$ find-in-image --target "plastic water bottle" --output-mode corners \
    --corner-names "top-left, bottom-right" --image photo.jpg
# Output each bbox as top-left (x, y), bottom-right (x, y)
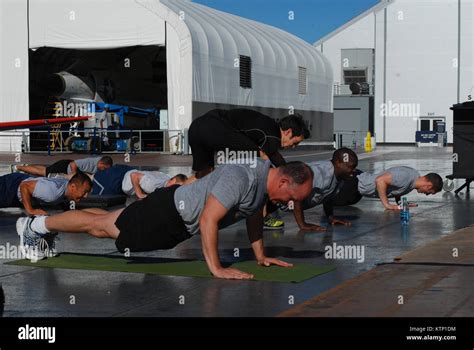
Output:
top-left (400, 197), bottom-right (410, 224)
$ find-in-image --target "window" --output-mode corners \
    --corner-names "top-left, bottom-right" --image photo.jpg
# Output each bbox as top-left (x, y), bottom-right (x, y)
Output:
top-left (239, 55), bottom-right (252, 88)
top-left (420, 120), bottom-right (431, 131)
top-left (298, 66), bottom-right (307, 95)
top-left (419, 118), bottom-right (446, 132)
top-left (343, 69), bottom-right (367, 85)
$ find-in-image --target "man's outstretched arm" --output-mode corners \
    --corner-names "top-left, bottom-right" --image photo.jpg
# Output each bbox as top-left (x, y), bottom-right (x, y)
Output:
top-left (293, 201), bottom-right (327, 231)
top-left (130, 172), bottom-right (148, 199)
top-left (375, 173), bottom-right (399, 210)
top-left (69, 161), bottom-right (78, 174)
top-left (268, 151), bottom-right (286, 167)
top-left (246, 208), bottom-right (292, 267)
top-left (19, 181), bottom-right (48, 216)
top-left (323, 199), bottom-right (351, 226)
top-left (199, 195), bottom-right (254, 280)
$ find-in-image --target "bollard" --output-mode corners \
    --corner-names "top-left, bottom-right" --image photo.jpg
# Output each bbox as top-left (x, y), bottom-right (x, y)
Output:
top-left (364, 131), bottom-right (372, 152)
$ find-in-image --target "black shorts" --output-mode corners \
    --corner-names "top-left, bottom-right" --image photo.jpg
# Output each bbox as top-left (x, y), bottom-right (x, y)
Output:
top-left (114, 185), bottom-right (191, 252)
top-left (188, 115), bottom-right (258, 171)
top-left (46, 159), bottom-right (73, 176)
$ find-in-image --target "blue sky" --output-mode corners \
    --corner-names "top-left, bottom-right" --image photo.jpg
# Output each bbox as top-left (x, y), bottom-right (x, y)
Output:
top-left (193, 0), bottom-right (380, 44)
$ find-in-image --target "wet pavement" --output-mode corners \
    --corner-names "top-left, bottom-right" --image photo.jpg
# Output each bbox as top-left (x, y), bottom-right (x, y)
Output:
top-left (0, 146), bottom-right (472, 317)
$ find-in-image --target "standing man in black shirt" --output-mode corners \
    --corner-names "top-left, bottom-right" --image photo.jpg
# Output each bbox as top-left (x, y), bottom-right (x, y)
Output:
top-left (188, 108), bottom-right (310, 178)
top-left (188, 108), bottom-right (311, 229)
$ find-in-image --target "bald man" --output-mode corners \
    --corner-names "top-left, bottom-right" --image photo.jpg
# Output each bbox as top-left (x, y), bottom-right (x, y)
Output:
top-left (17, 161), bottom-right (313, 279)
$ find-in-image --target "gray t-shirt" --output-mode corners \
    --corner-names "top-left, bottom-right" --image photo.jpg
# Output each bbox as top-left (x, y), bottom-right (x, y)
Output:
top-left (357, 166), bottom-right (420, 198)
top-left (303, 160), bottom-right (338, 209)
top-left (68, 157), bottom-right (102, 174)
top-left (17, 177), bottom-right (68, 204)
top-left (140, 171), bottom-right (171, 193)
top-left (174, 160), bottom-right (271, 236)
top-left (122, 170), bottom-right (171, 196)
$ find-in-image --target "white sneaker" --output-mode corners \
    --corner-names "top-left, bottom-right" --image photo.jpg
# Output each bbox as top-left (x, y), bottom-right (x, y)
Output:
top-left (10, 164), bottom-right (28, 173)
top-left (16, 217), bottom-right (49, 262)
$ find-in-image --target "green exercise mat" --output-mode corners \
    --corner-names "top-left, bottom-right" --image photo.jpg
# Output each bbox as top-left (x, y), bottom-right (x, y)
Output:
top-left (6, 253), bottom-right (335, 283)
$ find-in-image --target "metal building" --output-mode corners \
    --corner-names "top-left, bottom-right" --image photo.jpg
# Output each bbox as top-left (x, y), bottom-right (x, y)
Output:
top-left (314, 0), bottom-right (473, 144)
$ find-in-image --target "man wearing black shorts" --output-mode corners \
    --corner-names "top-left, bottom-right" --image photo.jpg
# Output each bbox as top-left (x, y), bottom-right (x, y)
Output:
top-left (16, 161), bottom-right (313, 278)
top-left (0, 172), bottom-right (92, 216)
top-left (292, 148), bottom-right (358, 231)
top-left (90, 164), bottom-right (187, 197)
top-left (14, 156), bottom-right (113, 177)
top-left (188, 109), bottom-right (310, 178)
top-left (189, 108), bottom-right (310, 229)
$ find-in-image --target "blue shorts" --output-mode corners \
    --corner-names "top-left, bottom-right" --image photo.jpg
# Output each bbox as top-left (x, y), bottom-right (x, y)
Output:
top-left (92, 165), bottom-right (135, 196)
top-left (0, 173), bottom-right (30, 208)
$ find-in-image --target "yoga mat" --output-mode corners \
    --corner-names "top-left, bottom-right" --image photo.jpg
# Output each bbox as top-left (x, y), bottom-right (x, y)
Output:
top-left (6, 253), bottom-right (335, 283)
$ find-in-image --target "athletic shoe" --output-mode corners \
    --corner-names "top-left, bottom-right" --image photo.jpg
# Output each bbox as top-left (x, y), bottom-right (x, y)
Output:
top-left (16, 217), bottom-right (54, 262)
top-left (276, 203), bottom-right (291, 212)
top-left (263, 215), bottom-right (285, 230)
top-left (10, 164), bottom-right (21, 173)
top-left (43, 232), bottom-right (59, 257)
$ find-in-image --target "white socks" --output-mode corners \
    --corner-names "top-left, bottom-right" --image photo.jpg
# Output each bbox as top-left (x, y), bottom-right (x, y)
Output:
top-left (30, 216), bottom-right (50, 234)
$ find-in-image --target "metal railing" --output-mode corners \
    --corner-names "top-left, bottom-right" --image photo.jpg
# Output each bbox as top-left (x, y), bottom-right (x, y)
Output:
top-left (0, 128), bottom-right (184, 155)
top-left (333, 83), bottom-right (374, 96)
top-left (334, 131), bottom-right (369, 149)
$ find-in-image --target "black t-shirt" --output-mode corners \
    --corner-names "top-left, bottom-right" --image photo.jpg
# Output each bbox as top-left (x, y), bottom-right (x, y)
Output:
top-left (205, 109), bottom-right (285, 165)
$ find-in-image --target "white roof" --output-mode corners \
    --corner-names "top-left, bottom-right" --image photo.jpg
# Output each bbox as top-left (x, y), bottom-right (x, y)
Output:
top-left (0, 0), bottom-right (333, 139)
top-left (159, 0), bottom-right (333, 112)
top-left (163, 0), bottom-right (331, 83)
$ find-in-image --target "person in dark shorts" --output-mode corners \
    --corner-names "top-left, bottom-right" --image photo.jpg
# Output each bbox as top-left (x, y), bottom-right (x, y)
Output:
top-left (189, 108), bottom-right (311, 230)
top-left (0, 172), bottom-right (92, 216)
top-left (45, 159), bottom-right (74, 177)
top-left (188, 108), bottom-right (310, 178)
top-left (17, 161), bottom-right (313, 278)
top-left (13, 156), bottom-right (113, 177)
top-left (321, 169), bottom-right (364, 222)
top-left (121, 170), bottom-right (188, 199)
top-left (90, 164), bottom-right (187, 197)
top-left (91, 164), bottom-right (136, 196)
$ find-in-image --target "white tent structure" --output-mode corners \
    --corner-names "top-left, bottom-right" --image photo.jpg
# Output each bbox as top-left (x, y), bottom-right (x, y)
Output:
top-left (0, 0), bottom-right (334, 152)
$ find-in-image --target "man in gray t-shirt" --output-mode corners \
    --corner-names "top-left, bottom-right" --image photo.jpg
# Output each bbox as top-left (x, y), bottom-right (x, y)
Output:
top-left (17, 177), bottom-right (69, 204)
top-left (357, 166), bottom-right (442, 210)
top-left (323, 167), bottom-right (444, 217)
top-left (358, 166), bottom-right (420, 198)
top-left (67, 157), bottom-right (102, 174)
top-left (291, 148), bottom-right (358, 232)
top-left (174, 160), bottom-right (272, 236)
top-left (122, 170), bottom-right (187, 198)
top-left (0, 172), bottom-right (92, 216)
top-left (15, 156), bottom-right (113, 177)
top-left (303, 160), bottom-right (339, 208)
top-left (19, 161), bottom-right (314, 279)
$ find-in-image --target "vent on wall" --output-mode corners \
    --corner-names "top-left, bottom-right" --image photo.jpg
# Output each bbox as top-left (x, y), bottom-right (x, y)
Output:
top-left (298, 66), bottom-right (307, 95)
top-left (343, 69), bottom-right (367, 85)
top-left (239, 55), bottom-right (252, 88)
